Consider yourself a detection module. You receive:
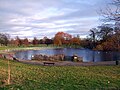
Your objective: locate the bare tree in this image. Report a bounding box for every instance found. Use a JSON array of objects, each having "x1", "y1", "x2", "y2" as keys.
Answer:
[
  {"x1": 89, "y1": 28, "x2": 98, "y2": 48},
  {"x1": 100, "y1": 0, "x2": 120, "y2": 23},
  {"x1": 97, "y1": 25, "x2": 114, "y2": 41}
]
